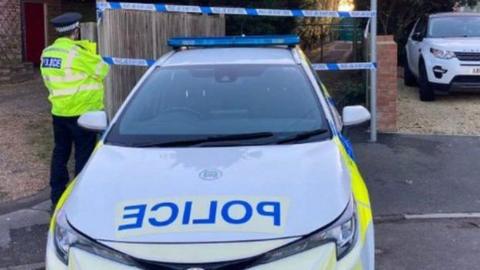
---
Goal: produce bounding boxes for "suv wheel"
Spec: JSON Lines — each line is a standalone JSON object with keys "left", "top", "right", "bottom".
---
{"left": 418, "top": 61, "right": 435, "bottom": 102}
{"left": 404, "top": 62, "right": 417, "bottom": 86}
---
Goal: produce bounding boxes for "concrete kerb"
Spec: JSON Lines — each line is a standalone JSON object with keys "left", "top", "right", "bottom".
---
{"left": 0, "top": 189, "right": 49, "bottom": 216}
{"left": 0, "top": 262, "right": 45, "bottom": 270}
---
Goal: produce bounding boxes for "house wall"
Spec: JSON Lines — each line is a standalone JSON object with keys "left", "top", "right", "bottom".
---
{"left": 0, "top": 0, "right": 23, "bottom": 66}
{"left": 0, "top": 0, "right": 66, "bottom": 67}
{"left": 0, "top": 0, "right": 62, "bottom": 83}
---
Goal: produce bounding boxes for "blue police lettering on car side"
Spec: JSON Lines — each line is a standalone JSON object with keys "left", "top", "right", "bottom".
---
{"left": 41, "top": 57, "right": 62, "bottom": 69}
{"left": 117, "top": 200, "right": 282, "bottom": 231}
{"left": 148, "top": 202, "right": 179, "bottom": 227}
{"left": 118, "top": 204, "right": 147, "bottom": 231}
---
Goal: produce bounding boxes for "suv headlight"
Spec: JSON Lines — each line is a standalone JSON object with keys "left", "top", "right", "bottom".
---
{"left": 53, "top": 208, "right": 137, "bottom": 266}
{"left": 255, "top": 199, "right": 357, "bottom": 265}
{"left": 430, "top": 48, "right": 455, "bottom": 59}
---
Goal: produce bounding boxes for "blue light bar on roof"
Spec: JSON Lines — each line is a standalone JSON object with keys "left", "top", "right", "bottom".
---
{"left": 168, "top": 35, "right": 300, "bottom": 48}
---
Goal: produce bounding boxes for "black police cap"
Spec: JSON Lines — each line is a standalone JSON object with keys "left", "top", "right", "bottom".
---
{"left": 51, "top": 12, "right": 82, "bottom": 33}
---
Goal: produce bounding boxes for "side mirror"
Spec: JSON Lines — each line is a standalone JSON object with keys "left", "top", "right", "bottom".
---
{"left": 342, "top": 106, "right": 371, "bottom": 127}
{"left": 78, "top": 111, "right": 107, "bottom": 132}
{"left": 412, "top": 32, "right": 423, "bottom": 41}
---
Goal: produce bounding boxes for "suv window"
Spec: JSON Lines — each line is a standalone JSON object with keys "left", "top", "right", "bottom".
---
{"left": 413, "top": 17, "right": 428, "bottom": 38}
{"left": 107, "top": 64, "right": 330, "bottom": 146}
{"left": 428, "top": 16, "right": 480, "bottom": 38}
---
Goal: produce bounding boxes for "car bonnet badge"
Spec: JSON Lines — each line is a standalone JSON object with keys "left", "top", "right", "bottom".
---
{"left": 199, "top": 169, "right": 222, "bottom": 181}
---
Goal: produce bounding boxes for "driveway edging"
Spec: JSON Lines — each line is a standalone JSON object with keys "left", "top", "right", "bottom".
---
{"left": 0, "top": 189, "right": 49, "bottom": 216}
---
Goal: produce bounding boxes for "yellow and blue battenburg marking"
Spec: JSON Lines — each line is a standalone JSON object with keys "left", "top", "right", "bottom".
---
{"left": 49, "top": 178, "right": 78, "bottom": 232}
{"left": 334, "top": 136, "right": 373, "bottom": 245}
{"left": 324, "top": 84, "right": 373, "bottom": 252}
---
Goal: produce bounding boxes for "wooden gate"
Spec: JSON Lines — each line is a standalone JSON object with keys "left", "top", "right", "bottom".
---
{"left": 97, "top": 10, "right": 225, "bottom": 117}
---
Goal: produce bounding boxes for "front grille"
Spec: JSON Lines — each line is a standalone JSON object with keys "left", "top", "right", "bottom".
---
{"left": 134, "top": 256, "right": 260, "bottom": 270}
{"left": 452, "top": 76, "right": 480, "bottom": 84}
{"left": 455, "top": 52, "right": 480, "bottom": 62}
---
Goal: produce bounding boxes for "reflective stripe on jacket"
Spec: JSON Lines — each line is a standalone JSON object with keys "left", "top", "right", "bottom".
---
{"left": 40, "top": 38, "right": 109, "bottom": 117}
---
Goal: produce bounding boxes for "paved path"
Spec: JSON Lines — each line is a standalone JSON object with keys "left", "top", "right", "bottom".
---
{"left": 1, "top": 131, "right": 480, "bottom": 269}
{"left": 0, "top": 201, "right": 49, "bottom": 269}
{"left": 352, "top": 131, "right": 480, "bottom": 270}
{"left": 0, "top": 76, "right": 51, "bottom": 202}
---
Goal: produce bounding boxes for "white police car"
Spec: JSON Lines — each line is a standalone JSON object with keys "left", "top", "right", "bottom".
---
{"left": 405, "top": 12, "right": 480, "bottom": 101}
{"left": 46, "top": 36, "right": 375, "bottom": 270}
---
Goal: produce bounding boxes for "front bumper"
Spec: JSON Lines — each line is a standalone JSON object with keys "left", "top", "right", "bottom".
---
{"left": 46, "top": 224, "right": 374, "bottom": 270}
{"left": 424, "top": 57, "right": 480, "bottom": 92}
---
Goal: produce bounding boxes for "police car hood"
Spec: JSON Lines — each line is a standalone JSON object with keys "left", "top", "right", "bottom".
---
{"left": 65, "top": 140, "right": 351, "bottom": 243}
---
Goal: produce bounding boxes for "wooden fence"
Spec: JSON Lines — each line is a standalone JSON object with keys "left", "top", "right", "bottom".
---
{"left": 97, "top": 10, "right": 225, "bottom": 117}
{"left": 80, "top": 22, "right": 97, "bottom": 43}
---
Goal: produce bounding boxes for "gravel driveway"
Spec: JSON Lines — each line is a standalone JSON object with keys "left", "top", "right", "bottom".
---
{"left": 398, "top": 80, "right": 480, "bottom": 135}
{"left": 0, "top": 76, "right": 51, "bottom": 202}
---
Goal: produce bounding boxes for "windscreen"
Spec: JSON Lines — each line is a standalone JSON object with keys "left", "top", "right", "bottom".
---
{"left": 106, "top": 64, "right": 329, "bottom": 146}
{"left": 429, "top": 16, "right": 480, "bottom": 38}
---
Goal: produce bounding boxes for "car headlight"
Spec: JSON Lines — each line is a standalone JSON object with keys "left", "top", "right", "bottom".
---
{"left": 430, "top": 48, "right": 455, "bottom": 59}
{"left": 53, "top": 208, "right": 137, "bottom": 266}
{"left": 255, "top": 199, "right": 357, "bottom": 265}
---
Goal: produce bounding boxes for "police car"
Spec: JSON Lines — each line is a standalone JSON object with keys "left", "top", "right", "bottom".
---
{"left": 46, "top": 35, "right": 375, "bottom": 270}
{"left": 405, "top": 13, "right": 480, "bottom": 101}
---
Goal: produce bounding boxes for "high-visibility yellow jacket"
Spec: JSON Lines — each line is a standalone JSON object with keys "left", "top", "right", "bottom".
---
{"left": 40, "top": 37, "right": 110, "bottom": 117}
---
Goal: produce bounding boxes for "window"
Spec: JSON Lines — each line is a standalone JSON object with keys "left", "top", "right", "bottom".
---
{"left": 107, "top": 64, "right": 330, "bottom": 146}
{"left": 413, "top": 17, "right": 428, "bottom": 38}
{"left": 428, "top": 16, "right": 480, "bottom": 38}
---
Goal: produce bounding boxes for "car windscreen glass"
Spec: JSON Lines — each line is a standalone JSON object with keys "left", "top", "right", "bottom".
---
{"left": 428, "top": 16, "right": 480, "bottom": 38}
{"left": 106, "top": 64, "right": 329, "bottom": 147}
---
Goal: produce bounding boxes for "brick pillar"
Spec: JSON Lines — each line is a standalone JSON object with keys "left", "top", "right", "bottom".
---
{"left": 377, "top": 35, "right": 398, "bottom": 132}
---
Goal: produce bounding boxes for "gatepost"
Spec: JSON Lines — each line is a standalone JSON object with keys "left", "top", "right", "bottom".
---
{"left": 376, "top": 35, "right": 398, "bottom": 132}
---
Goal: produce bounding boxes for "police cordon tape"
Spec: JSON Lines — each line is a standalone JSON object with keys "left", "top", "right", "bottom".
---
{"left": 102, "top": 56, "right": 377, "bottom": 71}
{"left": 102, "top": 57, "right": 156, "bottom": 67}
{"left": 97, "top": 2, "right": 375, "bottom": 18}
{"left": 98, "top": 2, "right": 376, "bottom": 71}
{"left": 312, "top": 62, "right": 377, "bottom": 71}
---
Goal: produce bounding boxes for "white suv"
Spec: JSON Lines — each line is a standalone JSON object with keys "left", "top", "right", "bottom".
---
{"left": 405, "top": 12, "right": 480, "bottom": 101}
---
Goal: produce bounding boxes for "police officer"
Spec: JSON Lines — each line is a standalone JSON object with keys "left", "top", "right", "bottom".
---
{"left": 40, "top": 13, "right": 109, "bottom": 207}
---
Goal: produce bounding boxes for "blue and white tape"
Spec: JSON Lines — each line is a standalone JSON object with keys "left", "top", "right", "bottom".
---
{"left": 97, "top": 2, "right": 375, "bottom": 18}
{"left": 98, "top": 2, "right": 375, "bottom": 71}
{"left": 312, "top": 62, "right": 377, "bottom": 71}
{"left": 103, "top": 57, "right": 156, "bottom": 67}
{"left": 102, "top": 56, "right": 377, "bottom": 71}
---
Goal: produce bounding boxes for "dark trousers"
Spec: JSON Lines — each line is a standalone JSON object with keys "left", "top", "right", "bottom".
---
{"left": 50, "top": 115, "right": 96, "bottom": 206}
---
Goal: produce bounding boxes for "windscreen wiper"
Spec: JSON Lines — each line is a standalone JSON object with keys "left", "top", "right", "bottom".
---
{"left": 132, "top": 132, "right": 275, "bottom": 147}
{"left": 275, "top": 128, "right": 329, "bottom": 144}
